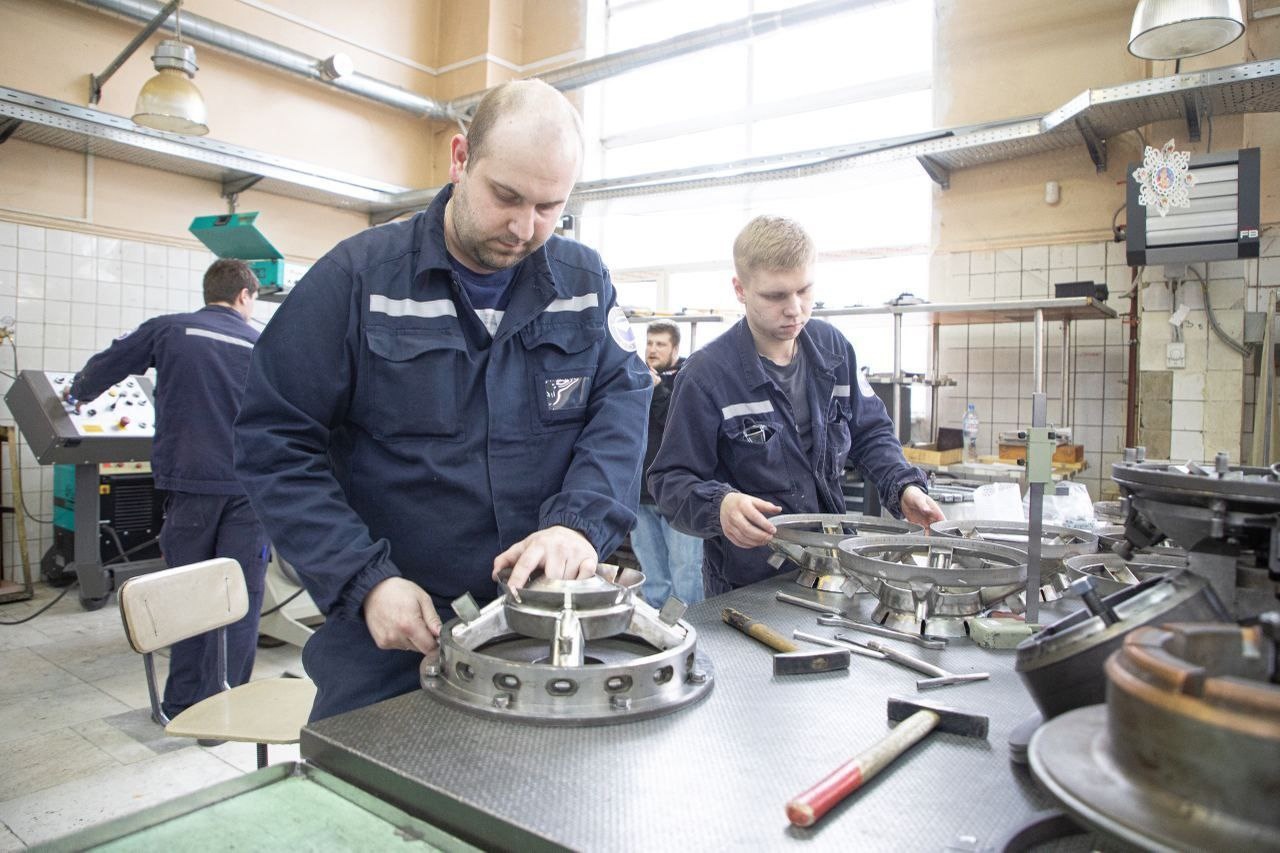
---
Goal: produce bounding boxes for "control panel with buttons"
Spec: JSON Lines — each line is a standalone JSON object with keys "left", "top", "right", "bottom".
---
{"left": 5, "top": 370, "right": 156, "bottom": 464}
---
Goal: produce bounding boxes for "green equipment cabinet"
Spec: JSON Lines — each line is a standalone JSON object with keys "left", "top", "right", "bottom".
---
{"left": 189, "top": 211, "right": 285, "bottom": 295}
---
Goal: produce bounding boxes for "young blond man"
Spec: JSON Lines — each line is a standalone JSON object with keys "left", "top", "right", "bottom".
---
{"left": 649, "top": 215, "right": 942, "bottom": 594}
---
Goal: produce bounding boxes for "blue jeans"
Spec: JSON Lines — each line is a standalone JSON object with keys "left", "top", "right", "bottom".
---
{"left": 630, "top": 503, "right": 705, "bottom": 607}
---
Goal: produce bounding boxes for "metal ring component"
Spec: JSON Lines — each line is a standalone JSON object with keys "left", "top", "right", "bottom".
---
{"left": 1111, "top": 454, "right": 1280, "bottom": 618}
{"left": 834, "top": 535, "right": 1028, "bottom": 638}
{"left": 929, "top": 520, "right": 1099, "bottom": 604}
{"left": 767, "top": 514, "right": 922, "bottom": 592}
{"left": 1062, "top": 551, "right": 1187, "bottom": 597}
{"left": 929, "top": 520, "right": 1099, "bottom": 562}
{"left": 422, "top": 571, "right": 713, "bottom": 725}
{"left": 1014, "top": 568, "right": 1229, "bottom": 719}
{"left": 1029, "top": 620, "right": 1280, "bottom": 852}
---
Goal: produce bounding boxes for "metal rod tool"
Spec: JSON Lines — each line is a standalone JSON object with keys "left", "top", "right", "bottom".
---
{"left": 832, "top": 633, "right": 989, "bottom": 690}
{"left": 816, "top": 615, "right": 947, "bottom": 649}
{"left": 775, "top": 590, "right": 840, "bottom": 616}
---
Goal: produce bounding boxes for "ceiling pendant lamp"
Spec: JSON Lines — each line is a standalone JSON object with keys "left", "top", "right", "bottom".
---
{"left": 132, "top": 39, "right": 209, "bottom": 135}
{"left": 1127, "top": 0, "right": 1246, "bottom": 60}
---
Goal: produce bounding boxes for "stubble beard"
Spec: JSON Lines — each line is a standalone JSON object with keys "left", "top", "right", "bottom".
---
{"left": 450, "top": 187, "right": 534, "bottom": 272}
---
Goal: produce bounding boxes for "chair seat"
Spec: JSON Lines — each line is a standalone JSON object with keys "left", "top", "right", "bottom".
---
{"left": 165, "top": 677, "right": 316, "bottom": 744}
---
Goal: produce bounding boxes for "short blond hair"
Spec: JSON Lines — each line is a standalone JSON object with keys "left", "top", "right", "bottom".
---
{"left": 732, "top": 215, "right": 816, "bottom": 282}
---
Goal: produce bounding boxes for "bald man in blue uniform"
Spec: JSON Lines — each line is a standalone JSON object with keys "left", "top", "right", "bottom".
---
{"left": 234, "top": 80, "right": 652, "bottom": 721}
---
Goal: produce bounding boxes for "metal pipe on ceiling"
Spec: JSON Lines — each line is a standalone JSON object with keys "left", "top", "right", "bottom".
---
{"left": 67, "top": 0, "right": 459, "bottom": 121}
{"left": 447, "top": 0, "right": 889, "bottom": 115}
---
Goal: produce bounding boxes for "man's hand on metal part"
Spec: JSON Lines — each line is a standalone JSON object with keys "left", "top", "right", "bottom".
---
{"left": 363, "top": 576, "right": 442, "bottom": 654}
{"left": 494, "top": 525, "right": 597, "bottom": 590}
{"left": 900, "top": 484, "right": 945, "bottom": 528}
{"left": 720, "top": 491, "right": 781, "bottom": 549}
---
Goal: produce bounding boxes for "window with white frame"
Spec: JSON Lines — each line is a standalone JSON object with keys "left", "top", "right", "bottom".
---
{"left": 580, "top": 0, "right": 935, "bottom": 380}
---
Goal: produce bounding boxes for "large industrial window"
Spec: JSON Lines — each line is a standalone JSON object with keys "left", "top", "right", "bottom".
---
{"left": 579, "top": 0, "right": 935, "bottom": 380}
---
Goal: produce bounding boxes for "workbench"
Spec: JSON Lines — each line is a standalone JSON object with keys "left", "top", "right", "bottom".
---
{"left": 301, "top": 573, "right": 1075, "bottom": 852}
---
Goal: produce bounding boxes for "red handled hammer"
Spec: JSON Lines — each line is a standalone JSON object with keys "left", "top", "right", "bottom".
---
{"left": 785, "top": 696, "right": 989, "bottom": 828}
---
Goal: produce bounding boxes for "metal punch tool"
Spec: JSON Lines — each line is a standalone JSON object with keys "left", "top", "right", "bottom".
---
{"left": 816, "top": 615, "right": 947, "bottom": 650}
{"left": 831, "top": 633, "right": 989, "bottom": 690}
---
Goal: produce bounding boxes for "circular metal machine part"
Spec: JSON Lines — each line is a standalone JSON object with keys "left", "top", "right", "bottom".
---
{"left": 835, "top": 535, "right": 1027, "bottom": 638}
{"left": 766, "top": 513, "right": 921, "bottom": 592}
{"left": 421, "top": 569, "right": 713, "bottom": 725}
{"left": 1062, "top": 551, "right": 1187, "bottom": 596}
{"left": 1014, "top": 568, "right": 1229, "bottom": 719}
{"left": 930, "top": 520, "right": 1099, "bottom": 602}
{"left": 1112, "top": 455, "right": 1280, "bottom": 616}
{"left": 1112, "top": 455, "right": 1280, "bottom": 552}
{"left": 1029, "top": 620, "right": 1280, "bottom": 852}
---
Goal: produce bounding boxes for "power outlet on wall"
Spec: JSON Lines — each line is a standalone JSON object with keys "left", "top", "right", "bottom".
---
{"left": 1166, "top": 341, "right": 1186, "bottom": 369}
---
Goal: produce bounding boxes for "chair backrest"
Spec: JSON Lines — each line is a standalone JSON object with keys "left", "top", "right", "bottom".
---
{"left": 119, "top": 558, "right": 248, "bottom": 654}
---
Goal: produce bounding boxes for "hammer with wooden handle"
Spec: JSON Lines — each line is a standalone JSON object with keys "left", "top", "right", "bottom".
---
{"left": 785, "top": 696, "right": 989, "bottom": 828}
{"left": 721, "top": 608, "right": 850, "bottom": 676}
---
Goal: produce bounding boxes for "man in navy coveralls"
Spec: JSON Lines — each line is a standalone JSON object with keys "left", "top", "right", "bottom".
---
{"left": 234, "top": 80, "right": 653, "bottom": 721}
{"left": 69, "top": 259, "right": 265, "bottom": 721}
{"left": 649, "top": 215, "right": 944, "bottom": 596}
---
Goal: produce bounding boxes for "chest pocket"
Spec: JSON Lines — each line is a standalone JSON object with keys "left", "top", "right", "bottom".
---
{"left": 722, "top": 417, "right": 794, "bottom": 496}
{"left": 825, "top": 397, "right": 853, "bottom": 476}
{"left": 361, "top": 325, "right": 465, "bottom": 440}
{"left": 519, "top": 321, "right": 602, "bottom": 432}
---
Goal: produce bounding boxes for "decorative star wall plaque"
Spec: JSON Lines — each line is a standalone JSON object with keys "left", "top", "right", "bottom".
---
{"left": 1132, "top": 139, "right": 1195, "bottom": 217}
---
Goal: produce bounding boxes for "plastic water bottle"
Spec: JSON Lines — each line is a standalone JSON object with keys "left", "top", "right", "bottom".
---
{"left": 962, "top": 404, "right": 980, "bottom": 463}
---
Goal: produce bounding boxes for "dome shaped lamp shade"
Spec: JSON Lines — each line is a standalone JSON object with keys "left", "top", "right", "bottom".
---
{"left": 1128, "top": 0, "right": 1245, "bottom": 60}
{"left": 133, "top": 40, "right": 208, "bottom": 135}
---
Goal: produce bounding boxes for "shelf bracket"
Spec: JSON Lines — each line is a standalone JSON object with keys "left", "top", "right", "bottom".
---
{"left": 221, "top": 173, "right": 263, "bottom": 198}
{"left": 917, "top": 154, "right": 950, "bottom": 189}
{"left": 0, "top": 117, "right": 21, "bottom": 146}
{"left": 1074, "top": 116, "right": 1106, "bottom": 173}
{"left": 1182, "top": 92, "right": 1202, "bottom": 143}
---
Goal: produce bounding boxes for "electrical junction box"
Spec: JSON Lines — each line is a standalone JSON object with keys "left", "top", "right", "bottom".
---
{"left": 1166, "top": 342, "right": 1187, "bottom": 369}
{"left": 189, "top": 211, "right": 285, "bottom": 295}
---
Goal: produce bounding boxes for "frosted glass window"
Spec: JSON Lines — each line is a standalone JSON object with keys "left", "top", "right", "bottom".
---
{"left": 586, "top": 0, "right": 935, "bottom": 375}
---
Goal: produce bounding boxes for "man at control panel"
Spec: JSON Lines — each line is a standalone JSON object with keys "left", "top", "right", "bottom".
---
{"left": 67, "top": 258, "right": 266, "bottom": 725}
{"left": 234, "top": 79, "right": 653, "bottom": 722}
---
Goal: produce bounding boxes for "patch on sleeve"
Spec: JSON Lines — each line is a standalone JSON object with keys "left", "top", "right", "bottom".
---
{"left": 607, "top": 305, "right": 637, "bottom": 352}
{"left": 856, "top": 370, "right": 876, "bottom": 398}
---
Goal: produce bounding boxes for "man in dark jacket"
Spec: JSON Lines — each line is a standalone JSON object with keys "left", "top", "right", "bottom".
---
{"left": 649, "top": 215, "right": 943, "bottom": 595}
{"left": 233, "top": 80, "right": 652, "bottom": 721}
{"left": 633, "top": 321, "right": 704, "bottom": 607}
{"left": 68, "top": 259, "right": 264, "bottom": 720}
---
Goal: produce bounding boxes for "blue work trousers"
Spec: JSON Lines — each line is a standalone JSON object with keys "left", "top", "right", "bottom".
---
{"left": 630, "top": 503, "right": 705, "bottom": 607}
{"left": 158, "top": 492, "right": 269, "bottom": 719}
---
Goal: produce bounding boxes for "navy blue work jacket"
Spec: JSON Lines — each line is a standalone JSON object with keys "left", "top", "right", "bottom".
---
{"left": 70, "top": 305, "right": 257, "bottom": 495}
{"left": 233, "top": 186, "right": 653, "bottom": 619}
{"left": 648, "top": 317, "right": 926, "bottom": 591}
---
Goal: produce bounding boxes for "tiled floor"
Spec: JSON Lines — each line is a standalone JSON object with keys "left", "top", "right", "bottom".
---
{"left": 0, "top": 582, "right": 305, "bottom": 850}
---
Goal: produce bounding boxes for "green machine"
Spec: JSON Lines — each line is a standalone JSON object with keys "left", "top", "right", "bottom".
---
{"left": 189, "top": 211, "right": 285, "bottom": 296}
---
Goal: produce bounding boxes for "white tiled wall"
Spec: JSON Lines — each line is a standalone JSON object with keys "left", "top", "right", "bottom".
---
{"left": 932, "top": 232, "right": 1280, "bottom": 499}
{"left": 0, "top": 218, "right": 284, "bottom": 583}
{"left": 930, "top": 240, "right": 1133, "bottom": 500}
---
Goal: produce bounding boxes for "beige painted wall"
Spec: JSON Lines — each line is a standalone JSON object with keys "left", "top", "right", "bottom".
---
{"left": 933, "top": 0, "right": 1280, "bottom": 251}
{"left": 0, "top": 0, "right": 587, "bottom": 259}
